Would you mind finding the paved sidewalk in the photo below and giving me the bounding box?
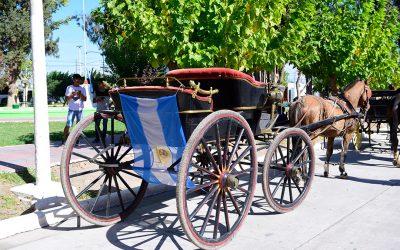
[0,133,399,249]
[0,143,64,172]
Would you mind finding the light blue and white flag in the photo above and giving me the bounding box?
[120,94,194,187]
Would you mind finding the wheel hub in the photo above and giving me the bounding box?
[286,163,302,178]
[220,172,239,189]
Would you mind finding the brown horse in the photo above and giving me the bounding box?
[289,80,371,178]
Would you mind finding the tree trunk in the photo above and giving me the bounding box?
[278,66,285,85]
[7,82,18,107]
[306,76,313,94]
[295,71,302,99]
[329,74,338,95]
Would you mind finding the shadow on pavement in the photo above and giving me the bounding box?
[106,213,191,250]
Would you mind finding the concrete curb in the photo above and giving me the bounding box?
[0,184,173,240]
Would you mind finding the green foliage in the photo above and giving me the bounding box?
[47,71,71,98]
[295,0,400,91]
[91,0,316,73]
[0,0,69,86]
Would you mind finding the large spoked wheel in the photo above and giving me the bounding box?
[262,128,314,213]
[61,112,148,226]
[177,110,257,249]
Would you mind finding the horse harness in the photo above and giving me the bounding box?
[325,95,359,136]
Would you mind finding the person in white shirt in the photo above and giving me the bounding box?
[63,74,87,144]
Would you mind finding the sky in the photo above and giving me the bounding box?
[45,0,103,76]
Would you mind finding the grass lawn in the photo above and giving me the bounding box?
[0,121,126,147]
[0,122,66,146]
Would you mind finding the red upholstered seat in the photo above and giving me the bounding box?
[165,68,266,87]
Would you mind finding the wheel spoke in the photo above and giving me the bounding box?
[76,173,106,200]
[200,139,219,174]
[295,160,312,167]
[223,120,232,167]
[286,138,290,165]
[233,169,250,177]
[189,185,218,220]
[236,186,249,194]
[213,193,222,239]
[215,122,223,166]
[229,146,251,172]
[112,175,125,211]
[114,130,128,159]
[191,160,219,178]
[117,146,133,162]
[227,128,245,167]
[277,146,287,165]
[280,177,287,204]
[271,174,285,197]
[111,117,115,158]
[200,189,220,236]
[222,192,230,232]
[106,176,112,217]
[70,169,102,178]
[290,137,301,162]
[187,181,218,195]
[90,176,108,213]
[72,151,93,161]
[95,120,110,159]
[288,178,293,203]
[80,132,107,161]
[227,189,241,215]
[116,172,137,198]
[292,177,303,194]
[292,146,309,164]
[120,169,142,179]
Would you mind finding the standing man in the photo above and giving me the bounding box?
[93,78,111,143]
[63,74,87,144]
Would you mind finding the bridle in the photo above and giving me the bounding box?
[360,83,371,114]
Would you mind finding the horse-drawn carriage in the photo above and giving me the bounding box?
[60,68,368,248]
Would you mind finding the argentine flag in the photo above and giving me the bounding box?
[120,94,193,187]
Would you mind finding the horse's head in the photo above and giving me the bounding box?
[358,81,371,113]
[344,80,371,113]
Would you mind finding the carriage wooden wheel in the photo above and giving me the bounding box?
[177,110,257,249]
[262,128,314,213]
[60,112,148,226]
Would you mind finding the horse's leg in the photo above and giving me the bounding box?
[339,132,353,178]
[390,117,399,166]
[391,94,400,166]
[324,137,334,177]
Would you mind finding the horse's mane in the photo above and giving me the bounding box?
[343,78,363,92]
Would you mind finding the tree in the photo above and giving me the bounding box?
[90,0,316,76]
[47,71,71,101]
[0,0,69,106]
[295,0,400,93]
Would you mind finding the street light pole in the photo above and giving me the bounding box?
[77,45,82,75]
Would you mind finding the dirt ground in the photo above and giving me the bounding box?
[0,182,34,220]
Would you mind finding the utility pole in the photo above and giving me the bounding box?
[83,0,87,81]
[30,0,51,188]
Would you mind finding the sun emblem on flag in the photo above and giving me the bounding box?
[156,147,172,165]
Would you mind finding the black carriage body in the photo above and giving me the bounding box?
[165,68,270,134]
[110,68,274,140]
[365,90,399,124]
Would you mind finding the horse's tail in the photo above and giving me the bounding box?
[289,97,306,127]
